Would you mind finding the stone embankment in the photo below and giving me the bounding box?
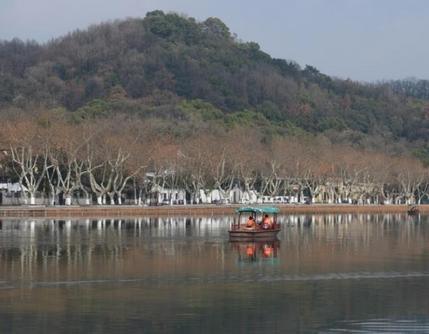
[0,204,427,218]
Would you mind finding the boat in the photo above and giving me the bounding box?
[229,206,280,241]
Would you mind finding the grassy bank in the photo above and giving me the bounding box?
[0,204,425,218]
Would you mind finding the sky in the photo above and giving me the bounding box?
[0,0,428,82]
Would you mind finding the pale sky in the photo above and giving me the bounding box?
[0,0,428,82]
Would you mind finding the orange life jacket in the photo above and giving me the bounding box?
[246,219,255,228]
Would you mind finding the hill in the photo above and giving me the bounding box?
[1,10,429,155]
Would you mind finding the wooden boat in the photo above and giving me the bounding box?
[229,207,280,241]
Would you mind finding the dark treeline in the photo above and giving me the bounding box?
[386,79,429,101]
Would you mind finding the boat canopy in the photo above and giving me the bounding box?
[236,207,280,215]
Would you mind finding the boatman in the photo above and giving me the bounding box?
[245,216,256,229]
[262,214,273,229]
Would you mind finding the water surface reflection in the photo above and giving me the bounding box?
[0,213,429,333]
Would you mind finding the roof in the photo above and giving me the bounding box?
[236,207,280,214]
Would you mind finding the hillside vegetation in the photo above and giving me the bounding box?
[1,11,429,151]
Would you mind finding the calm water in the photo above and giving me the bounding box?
[1,214,429,333]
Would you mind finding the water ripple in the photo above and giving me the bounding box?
[3,270,429,289]
[321,318,429,333]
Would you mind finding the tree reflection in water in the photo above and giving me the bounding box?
[0,213,428,333]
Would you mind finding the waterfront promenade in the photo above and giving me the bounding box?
[0,204,427,218]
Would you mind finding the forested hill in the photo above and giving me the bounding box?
[1,10,429,147]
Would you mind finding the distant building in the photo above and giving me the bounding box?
[0,182,25,205]
[148,185,186,205]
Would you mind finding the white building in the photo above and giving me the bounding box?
[148,185,187,205]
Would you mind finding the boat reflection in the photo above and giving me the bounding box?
[230,240,280,264]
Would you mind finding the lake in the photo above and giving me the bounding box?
[1,214,429,333]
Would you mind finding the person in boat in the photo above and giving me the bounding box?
[262,214,273,230]
[245,216,256,229]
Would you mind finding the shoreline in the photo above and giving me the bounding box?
[0,204,425,218]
